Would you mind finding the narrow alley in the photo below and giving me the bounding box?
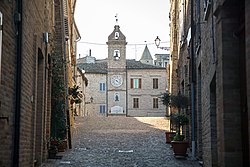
[42,116,199,167]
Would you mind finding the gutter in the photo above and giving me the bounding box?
[13,0,22,166]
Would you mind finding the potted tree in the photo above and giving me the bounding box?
[170,113,189,156]
[160,92,176,143]
[169,93,189,157]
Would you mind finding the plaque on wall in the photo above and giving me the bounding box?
[111,106,123,114]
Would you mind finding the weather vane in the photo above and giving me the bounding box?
[115,13,118,25]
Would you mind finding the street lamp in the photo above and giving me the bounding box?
[155,36,170,50]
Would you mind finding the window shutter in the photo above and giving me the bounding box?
[133,98,139,108]
[153,98,159,108]
[130,79,133,88]
[139,78,142,89]
[153,79,156,89]
[63,0,69,40]
[103,83,105,91]
[0,12,2,83]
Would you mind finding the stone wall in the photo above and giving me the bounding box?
[127,69,167,117]
[85,73,107,116]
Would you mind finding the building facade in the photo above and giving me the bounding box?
[77,25,167,117]
[0,1,53,166]
[170,0,249,166]
[0,0,80,166]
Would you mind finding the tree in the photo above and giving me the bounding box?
[160,92,189,136]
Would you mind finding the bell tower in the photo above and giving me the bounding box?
[106,20,127,116]
[106,25,127,68]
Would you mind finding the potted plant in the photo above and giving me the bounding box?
[170,93,189,157]
[48,145,58,159]
[57,139,68,152]
[160,92,176,143]
[50,137,61,146]
[170,113,189,156]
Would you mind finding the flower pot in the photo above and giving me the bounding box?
[58,140,67,152]
[165,131,176,143]
[48,151,57,159]
[171,141,189,156]
[48,146,58,159]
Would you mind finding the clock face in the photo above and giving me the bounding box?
[111,75,123,87]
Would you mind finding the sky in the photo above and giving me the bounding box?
[75,0,170,60]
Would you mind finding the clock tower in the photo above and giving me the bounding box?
[106,24,127,115]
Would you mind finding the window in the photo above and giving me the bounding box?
[130,78,142,89]
[114,50,120,60]
[203,0,211,21]
[99,82,106,91]
[100,105,106,114]
[153,98,159,108]
[114,92,120,101]
[153,78,158,89]
[115,32,119,39]
[133,98,139,108]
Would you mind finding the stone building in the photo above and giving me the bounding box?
[0,0,80,166]
[77,24,167,117]
[170,0,249,166]
[74,67,87,117]
[154,54,170,67]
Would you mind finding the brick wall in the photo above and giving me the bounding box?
[0,0,54,166]
[246,1,250,165]
[214,1,244,166]
[171,0,249,166]
[199,2,216,166]
[0,2,17,166]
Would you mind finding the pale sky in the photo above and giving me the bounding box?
[75,0,170,60]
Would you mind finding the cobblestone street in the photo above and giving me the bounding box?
[42,116,200,167]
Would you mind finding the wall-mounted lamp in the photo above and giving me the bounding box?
[155,36,170,51]
[85,97,94,104]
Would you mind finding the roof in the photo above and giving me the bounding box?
[140,45,153,61]
[77,59,165,74]
[77,62,108,74]
[126,59,164,69]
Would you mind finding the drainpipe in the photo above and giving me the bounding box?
[61,1,71,149]
[190,0,196,160]
[13,0,22,166]
[125,65,128,116]
[106,73,108,117]
[211,0,216,64]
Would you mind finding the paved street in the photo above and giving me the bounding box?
[42,116,200,167]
